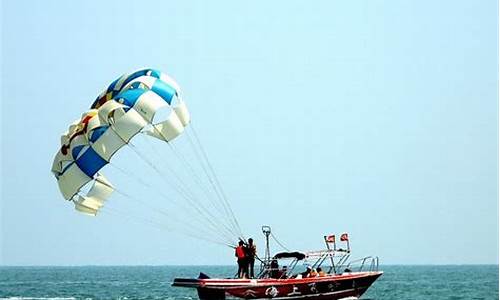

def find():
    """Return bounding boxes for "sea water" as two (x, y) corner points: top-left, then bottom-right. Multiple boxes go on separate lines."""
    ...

(0, 265), (498, 300)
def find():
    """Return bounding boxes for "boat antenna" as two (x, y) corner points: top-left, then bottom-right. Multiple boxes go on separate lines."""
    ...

(262, 226), (271, 267)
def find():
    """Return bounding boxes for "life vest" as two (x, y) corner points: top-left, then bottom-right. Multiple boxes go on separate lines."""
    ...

(308, 270), (318, 277)
(236, 246), (246, 259)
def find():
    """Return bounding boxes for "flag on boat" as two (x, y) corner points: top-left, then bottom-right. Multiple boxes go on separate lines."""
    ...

(340, 233), (349, 241)
(325, 235), (335, 243)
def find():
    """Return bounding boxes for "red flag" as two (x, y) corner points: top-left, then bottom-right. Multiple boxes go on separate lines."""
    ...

(325, 235), (335, 243)
(340, 233), (349, 241)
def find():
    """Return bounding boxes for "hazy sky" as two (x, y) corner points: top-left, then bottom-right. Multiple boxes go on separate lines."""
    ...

(1, 0), (498, 266)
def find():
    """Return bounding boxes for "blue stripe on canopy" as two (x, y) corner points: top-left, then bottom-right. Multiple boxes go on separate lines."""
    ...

(92, 69), (167, 109)
(148, 69), (162, 78)
(116, 89), (148, 107)
(129, 82), (142, 89)
(152, 80), (176, 104)
(72, 145), (86, 160)
(107, 77), (120, 93)
(76, 147), (108, 177)
(89, 126), (109, 143)
(122, 69), (160, 87)
(128, 69), (150, 78)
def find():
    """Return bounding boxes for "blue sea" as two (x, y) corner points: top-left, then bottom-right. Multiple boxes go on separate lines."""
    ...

(0, 265), (498, 300)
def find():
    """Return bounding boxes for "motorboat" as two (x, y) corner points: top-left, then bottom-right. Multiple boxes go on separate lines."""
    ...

(173, 226), (382, 300)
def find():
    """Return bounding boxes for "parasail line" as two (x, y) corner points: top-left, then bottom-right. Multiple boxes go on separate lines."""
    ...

(108, 185), (234, 246)
(188, 125), (245, 240)
(271, 231), (291, 252)
(134, 128), (242, 241)
(183, 129), (240, 236)
(165, 141), (229, 220)
(104, 153), (236, 244)
(102, 109), (236, 242)
(141, 134), (240, 239)
(113, 162), (235, 245)
(100, 205), (234, 247)
(92, 175), (234, 245)
(126, 141), (240, 243)
(187, 126), (242, 237)
(162, 140), (242, 239)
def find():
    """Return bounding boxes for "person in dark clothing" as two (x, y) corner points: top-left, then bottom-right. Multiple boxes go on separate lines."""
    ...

(235, 240), (247, 278)
(301, 266), (312, 278)
(269, 259), (279, 279)
(246, 238), (257, 278)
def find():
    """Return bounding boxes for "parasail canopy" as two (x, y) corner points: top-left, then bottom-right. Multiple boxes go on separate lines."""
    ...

(51, 69), (242, 247)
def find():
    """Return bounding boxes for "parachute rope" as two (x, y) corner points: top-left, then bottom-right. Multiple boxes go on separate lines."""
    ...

(164, 140), (242, 239)
(135, 125), (242, 241)
(101, 206), (234, 247)
(140, 131), (231, 227)
(102, 124), (235, 241)
(94, 170), (236, 246)
(184, 129), (237, 233)
(188, 125), (245, 240)
(109, 184), (234, 246)
(126, 141), (239, 243)
(271, 231), (291, 252)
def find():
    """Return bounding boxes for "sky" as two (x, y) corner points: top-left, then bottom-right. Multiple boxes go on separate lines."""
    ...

(1, 0), (498, 266)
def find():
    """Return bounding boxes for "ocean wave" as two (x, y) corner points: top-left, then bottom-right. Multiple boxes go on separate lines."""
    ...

(0, 298), (77, 300)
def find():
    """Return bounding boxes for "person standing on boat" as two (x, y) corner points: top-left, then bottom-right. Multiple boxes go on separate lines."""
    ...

(246, 238), (257, 278)
(235, 240), (247, 278)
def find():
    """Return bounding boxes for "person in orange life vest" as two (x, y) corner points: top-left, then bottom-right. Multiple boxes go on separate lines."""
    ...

(235, 240), (247, 278)
(317, 267), (326, 277)
(308, 268), (318, 277)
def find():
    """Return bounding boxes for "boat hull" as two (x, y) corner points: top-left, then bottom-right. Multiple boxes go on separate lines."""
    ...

(173, 271), (382, 300)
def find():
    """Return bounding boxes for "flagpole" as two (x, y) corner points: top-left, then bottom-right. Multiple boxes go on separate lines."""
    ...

(340, 233), (350, 252)
(324, 235), (336, 274)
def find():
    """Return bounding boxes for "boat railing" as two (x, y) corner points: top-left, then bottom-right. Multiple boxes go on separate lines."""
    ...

(342, 256), (379, 273)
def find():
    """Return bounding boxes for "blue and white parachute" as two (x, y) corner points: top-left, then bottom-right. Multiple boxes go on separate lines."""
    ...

(51, 69), (190, 215)
(51, 69), (243, 246)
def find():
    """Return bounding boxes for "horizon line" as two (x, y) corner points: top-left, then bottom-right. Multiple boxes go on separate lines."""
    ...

(1, 263), (498, 267)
